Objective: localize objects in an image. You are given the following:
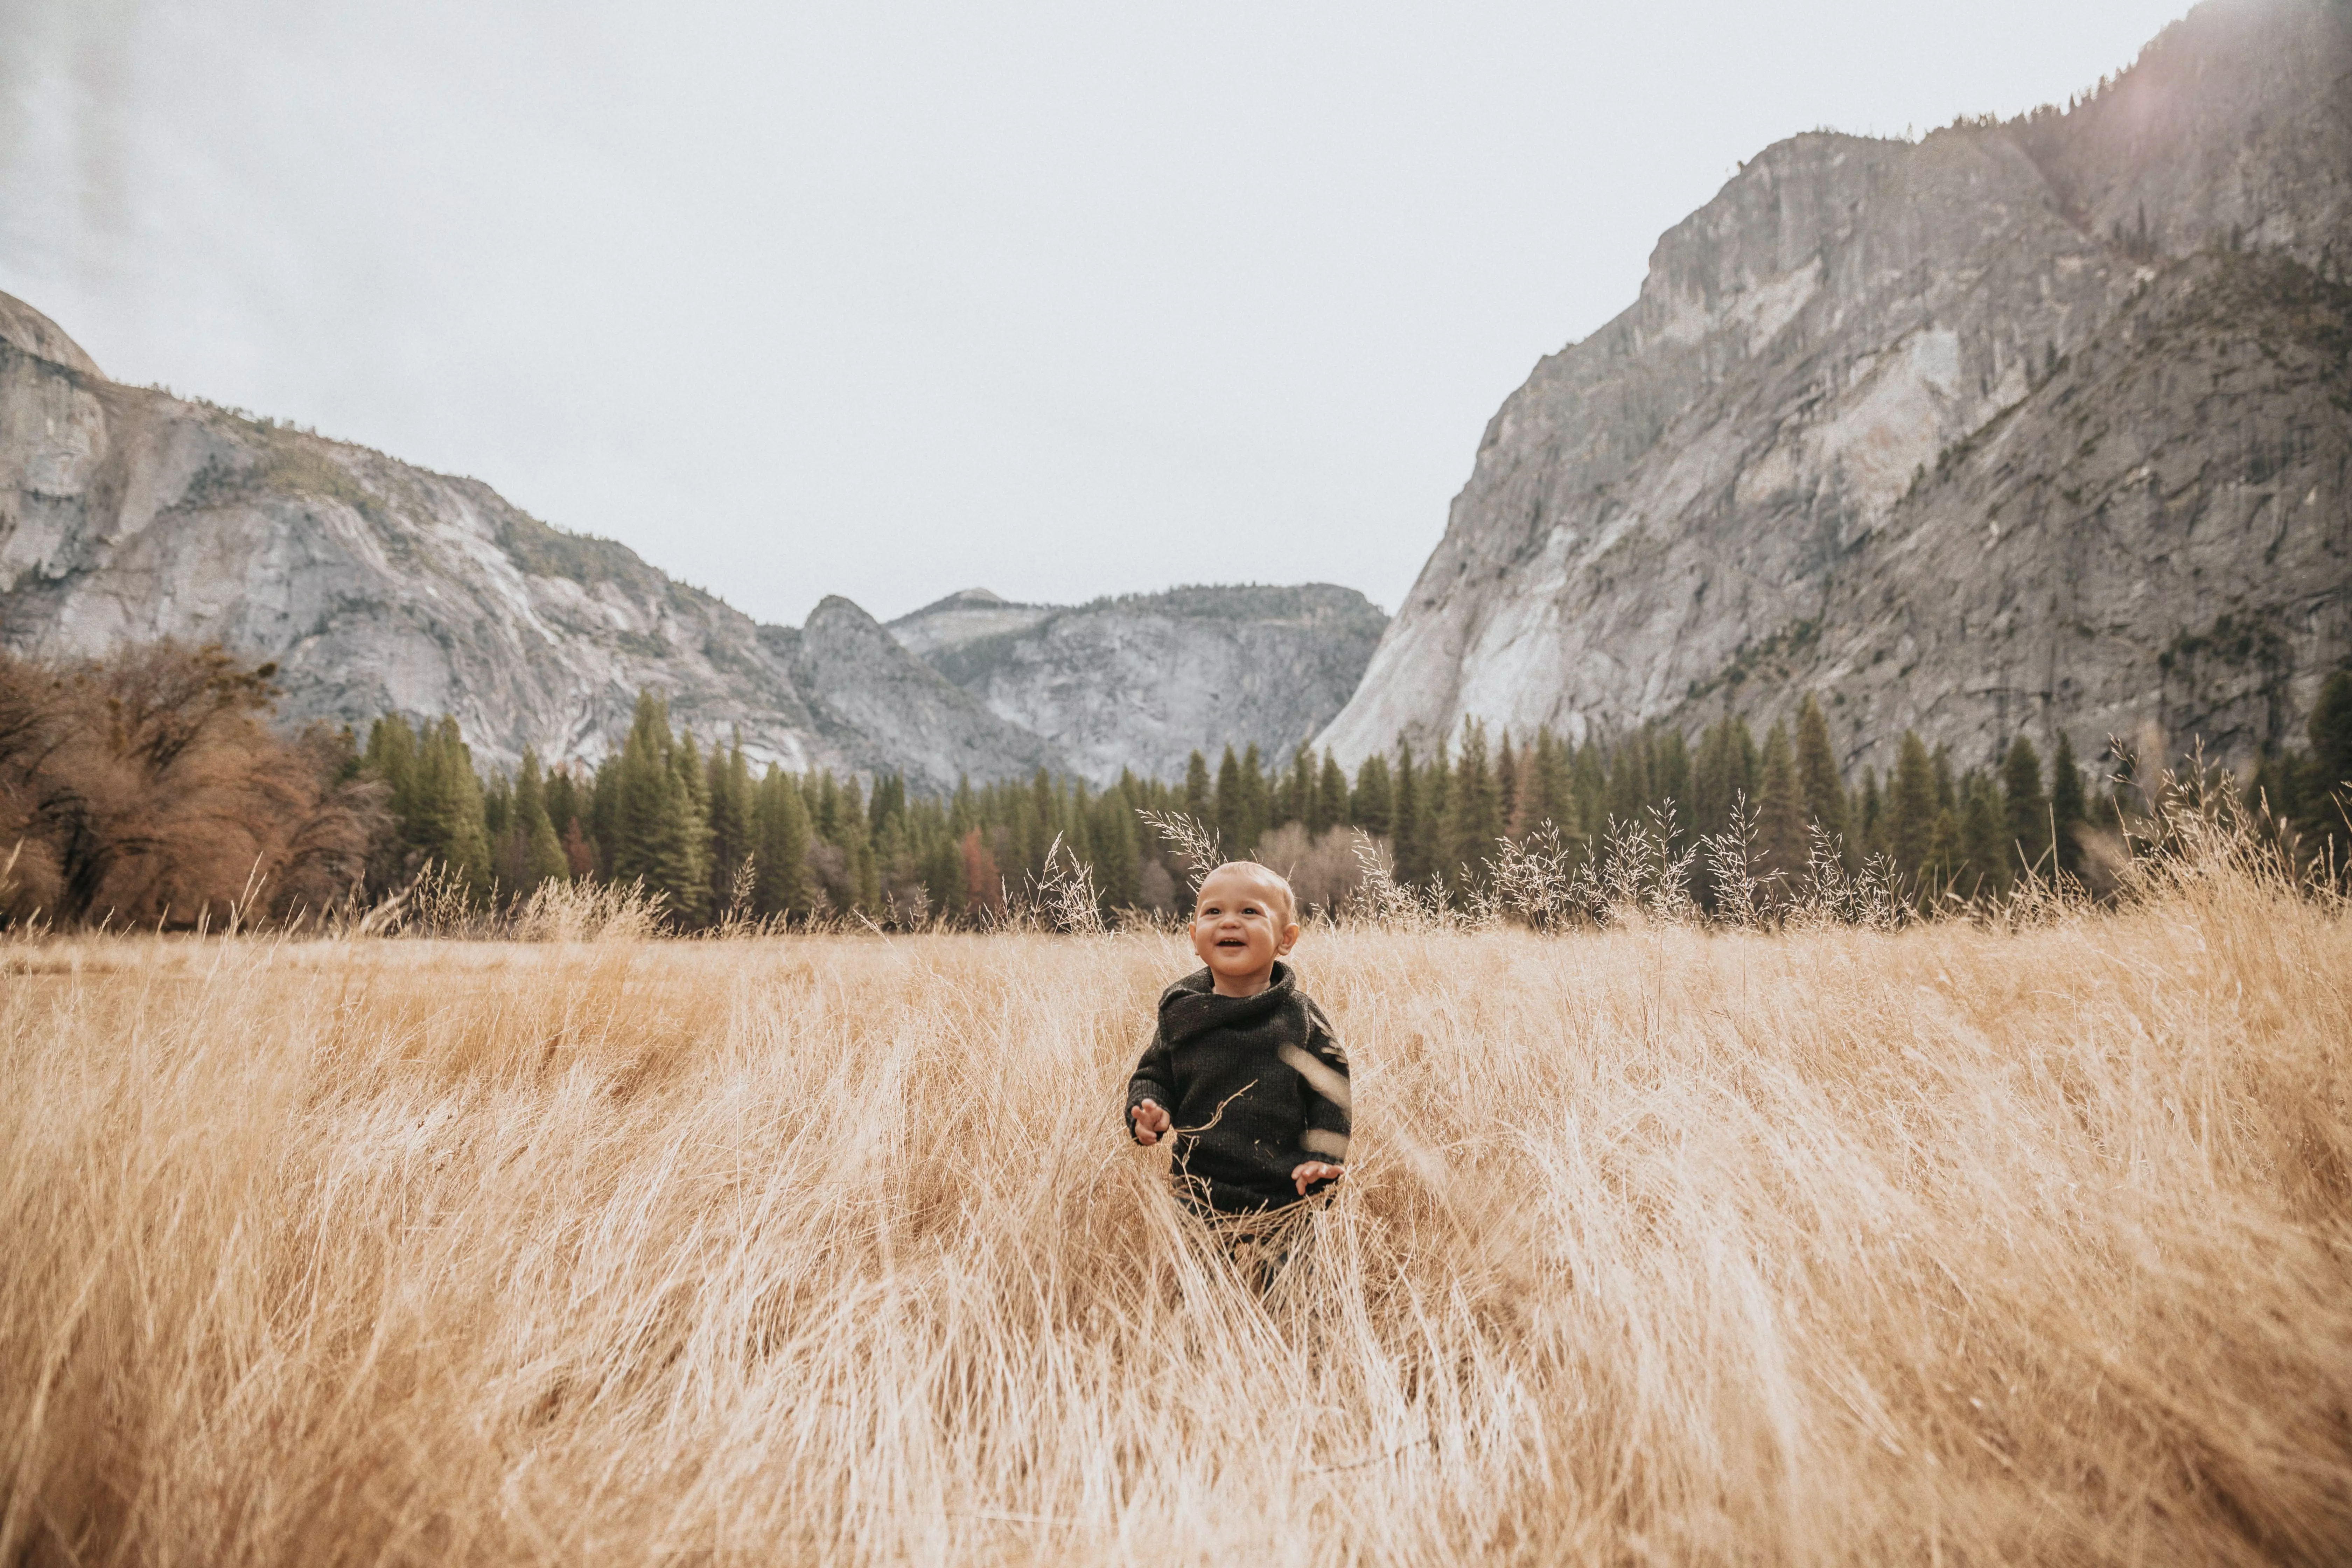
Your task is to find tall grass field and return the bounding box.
[5,850,2350,1564]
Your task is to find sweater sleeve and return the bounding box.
[1282,999,1352,1165]
[1125,1020,1175,1141]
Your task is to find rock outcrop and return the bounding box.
[0,296,1060,792]
[1318,0,2352,778]
[889,583,1388,784]
[884,588,1055,658]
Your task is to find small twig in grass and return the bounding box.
[1170,1080,1256,1138]
[947,1508,1107,1530]
[1303,1432,1436,1476]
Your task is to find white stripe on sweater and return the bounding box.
[1278,1042,1351,1114]
[1299,1128,1350,1161]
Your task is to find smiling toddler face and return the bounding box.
[1189,862,1299,995]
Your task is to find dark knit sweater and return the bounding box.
[1125,962,1352,1213]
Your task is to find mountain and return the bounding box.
[885,587,1056,657]
[1318,0,2352,779]
[0,299,1060,792]
[888,583,1388,785]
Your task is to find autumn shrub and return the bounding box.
[0,642,384,927]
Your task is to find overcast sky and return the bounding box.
[1,0,2187,626]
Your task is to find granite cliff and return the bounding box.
[0,303,1060,792]
[888,583,1387,785]
[0,297,1386,792]
[1319,0,2352,778]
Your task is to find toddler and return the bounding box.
[1125,860,1350,1214]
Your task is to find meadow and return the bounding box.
[4,849,2349,1565]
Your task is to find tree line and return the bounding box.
[367,676,2352,929]
[4,640,2344,931]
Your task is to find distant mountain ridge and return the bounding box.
[1319,0,2352,778]
[0,300,1378,790]
[889,582,1387,784]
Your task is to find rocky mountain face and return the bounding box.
[0,305,1060,792]
[1319,0,2352,780]
[887,583,1387,785]
[0,299,1383,793]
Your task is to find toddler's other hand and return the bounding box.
[1130,1099,1171,1146]
[1291,1160,1343,1196]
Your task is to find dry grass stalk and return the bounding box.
[1019,833,1105,935]
[2,837,2349,1564]
[1137,810,1220,895]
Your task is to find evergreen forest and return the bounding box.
[361,675,2352,930]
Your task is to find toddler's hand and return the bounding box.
[1130,1099,1171,1146]
[1292,1160,1343,1196]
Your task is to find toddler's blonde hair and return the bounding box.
[1197,860,1297,930]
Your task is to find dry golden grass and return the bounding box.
[4,859,2351,1565]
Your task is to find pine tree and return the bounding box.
[483,770,512,847]
[1351,752,1393,837]
[1541,727,1576,836]
[1183,750,1212,834]
[1855,769,1883,861]
[1605,729,1653,835]
[920,831,964,922]
[1240,742,1269,853]
[1691,717,1752,843]
[1422,737,1450,860]
[949,776,977,837]
[412,716,492,895]
[2049,730,2088,878]
[1926,804,1961,896]
[587,756,621,876]
[1280,745,1313,830]
[1889,731,1937,887]
[1958,772,2008,899]
[1691,718,1746,908]
[512,748,568,891]
[870,772,906,843]
[543,765,582,850]
[362,715,421,889]
[2000,735,2050,879]
[1794,694,1847,852]
[832,775,876,913]
[1213,745,1244,858]
[1312,750,1346,838]
[364,714,419,814]
[1090,785,1142,909]
[1445,719,1503,893]
[752,765,812,918]
[1392,740,1425,884]
[1517,727,1568,836]
[813,771,840,846]
[855,833,882,915]
[1495,731,1519,836]
[657,730,713,924]
[602,694,715,923]
[1652,729,1692,846]
[1008,774,1043,886]
[706,734,755,916]
[1755,721,1806,885]
[1569,741,1607,859]
[1062,777,1097,876]
[610,695,671,891]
